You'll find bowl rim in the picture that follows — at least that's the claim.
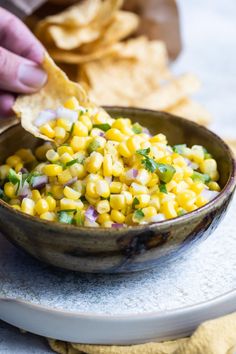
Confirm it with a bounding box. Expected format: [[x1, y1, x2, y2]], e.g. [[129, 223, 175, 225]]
[[0, 107, 235, 233]]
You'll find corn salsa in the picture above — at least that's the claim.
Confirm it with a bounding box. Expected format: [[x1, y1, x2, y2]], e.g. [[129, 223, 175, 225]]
[[0, 97, 221, 228]]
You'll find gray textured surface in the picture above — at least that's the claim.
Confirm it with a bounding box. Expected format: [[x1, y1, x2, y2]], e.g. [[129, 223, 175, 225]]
[[1, 194, 236, 314], [1, 0, 236, 352]]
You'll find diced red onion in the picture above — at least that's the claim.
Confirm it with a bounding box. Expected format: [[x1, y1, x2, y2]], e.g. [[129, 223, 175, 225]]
[[112, 223, 124, 228], [31, 175, 48, 190], [34, 110, 56, 127], [20, 167, 28, 174], [56, 107, 78, 122], [64, 177, 78, 186], [150, 214, 166, 222], [166, 146, 173, 154], [99, 131, 105, 137], [126, 168, 138, 180], [18, 182, 31, 200], [201, 189, 220, 201], [85, 206, 98, 222]]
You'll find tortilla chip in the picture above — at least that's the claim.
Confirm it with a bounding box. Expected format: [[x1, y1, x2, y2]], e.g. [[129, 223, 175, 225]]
[[167, 99, 212, 126], [79, 11, 139, 54], [78, 38, 171, 106], [138, 74, 200, 111], [13, 54, 94, 141]]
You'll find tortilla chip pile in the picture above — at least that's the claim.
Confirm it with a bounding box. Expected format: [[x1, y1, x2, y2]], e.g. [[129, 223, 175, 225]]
[[35, 0, 211, 126]]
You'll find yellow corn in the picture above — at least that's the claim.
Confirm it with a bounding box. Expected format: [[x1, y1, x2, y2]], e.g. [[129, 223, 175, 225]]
[[69, 163, 86, 178], [126, 136, 141, 153], [31, 190, 41, 202], [161, 201, 177, 219], [97, 213, 111, 224], [70, 136, 91, 152], [80, 114, 92, 130], [58, 169, 73, 184], [12, 205, 21, 211], [86, 152, 103, 173], [118, 142, 132, 158], [195, 195, 208, 207], [54, 126, 66, 140], [134, 194, 150, 208], [142, 206, 157, 219], [35, 199, 49, 215], [39, 124, 55, 139], [4, 182, 16, 198], [60, 153, 73, 164], [112, 161, 124, 177], [103, 154, 113, 176], [16, 149, 35, 163], [57, 146, 74, 156], [110, 181, 122, 194], [73, 121, 88, 137], [50, 185, 64, 199], [95, 180, 110, 198], [110, 194, 126, 210], [57, 118, 72, 131], [40, 212, 56, 221], [177, 190, 196, 211], [60, 198, 76, 210], [6, 155, 21, 168], [121, 191, 133, 205], [96, 200, 110, 214], [21, 198, 35, 216], [208, 181, 221, 191], [105, 128, 125, 142], [46, 150, 59, 163], [63, 186, 81, 200], [64, 96, 80, 110], [200, 159, 219, 181], [129, 182, 149, 195], [46, 195, 56, 211], [35, 143, 52, 160], [0, 165, 10, 179], [86, 181, 99, 198], [43, 164, 63, 177], [111, 210, 125, 223]]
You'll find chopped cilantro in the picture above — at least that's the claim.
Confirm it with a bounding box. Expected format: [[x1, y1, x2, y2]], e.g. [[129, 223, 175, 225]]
[[137, 148, 150, 156], [8, 169, 20, 185], [177, 209, 186, 216], [191, 171, 211, 183], [93, 123, 111, 132], [132, 197, 139, 208], [134, 209, 144, 220], [75, 210, 84, 226], [159, 183, 168, 194], [57, 210, 76, 224], [132, 123, 142, 134], [66, 158, 79, 167], [141, 156, 159, 173], [70, 122, 75, 135]]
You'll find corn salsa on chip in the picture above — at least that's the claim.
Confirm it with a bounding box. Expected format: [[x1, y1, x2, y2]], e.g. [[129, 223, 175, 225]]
[[2, 96, 220, 228]]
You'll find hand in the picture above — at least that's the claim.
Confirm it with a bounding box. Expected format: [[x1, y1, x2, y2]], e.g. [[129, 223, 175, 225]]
[[0, 7, 47, 117]]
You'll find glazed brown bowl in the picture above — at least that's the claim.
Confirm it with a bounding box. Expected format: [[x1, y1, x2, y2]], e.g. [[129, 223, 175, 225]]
[[0, 108, 235, 273]]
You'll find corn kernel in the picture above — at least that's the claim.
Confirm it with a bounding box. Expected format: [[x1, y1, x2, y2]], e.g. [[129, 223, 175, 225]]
[[200, 159, 219, 181], [40, 212, 56, 221], [35, 143, 52, 160], [142, 206, 157, 219], [31, 190, 41, 202], [97, 213, 111, 224], [69, 163, 86, 178], [12, 205, 21, 211], [4, 182, 16, 198], [103, 154, 113, 177], [35, 199, 49, 215], [63, 186, 81, 200], [60, 198, 76, 210], [134, 194, 150, 208], [118, 142, 132, 158], [190, 182, 205, 194], [58, 169, 73, 184], [70, 136, 91, 152], [86, 181, 99, 198], [16, 149, 35, 163], [111, 210, 125, 223], [64, 96, 80, 110], [95, 180, 110, 198], [55, 126, 66, 140], [129, 182, 149, 195], [80, 114, 92, 130], [0, 165, 10, 179], [57, 146, 74, 156], [121, 191, 133, 205], [46, 149, 59, 163], [96, 200, 110, 214], [110, 181, 122, 193], [57, 118, 72, 131], [51, 185, 64, 199], [39, 124, 55, 139], [149, 196, 161, 210], [86, 152, 103, 173], [177, 190, 196, 211], [112, 161, 123, 177], [105, 128, 125, 142], [150, 134, 167, 143], [161, 201, 177, 219], [110, 194, 126, 210], [136, 169, 150, 185], [60, 152, 73, 164], [6, 155, 21, 167], [43, 164, 63, 177], [195, 195, 208, 207], [102, 221, 113, 228], [208, 181, 221, 191], [73, 121, 88, 137], [21, 198, 35, 216], [46, 195, 56, 211], [126, 136, 141, 153]]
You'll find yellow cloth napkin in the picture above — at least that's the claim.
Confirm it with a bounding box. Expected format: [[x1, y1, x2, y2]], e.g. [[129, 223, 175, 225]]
[[49, 312, 236, 354]]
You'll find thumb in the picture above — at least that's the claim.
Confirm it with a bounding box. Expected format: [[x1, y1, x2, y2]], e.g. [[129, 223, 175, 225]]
[[0, 47, 47, 94]]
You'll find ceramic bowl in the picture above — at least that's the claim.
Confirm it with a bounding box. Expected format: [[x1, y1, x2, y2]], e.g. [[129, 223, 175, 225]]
[[0, 107, 235, 273]]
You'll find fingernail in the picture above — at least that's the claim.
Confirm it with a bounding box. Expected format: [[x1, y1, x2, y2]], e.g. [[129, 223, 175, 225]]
[[18, 64, 47, 89]]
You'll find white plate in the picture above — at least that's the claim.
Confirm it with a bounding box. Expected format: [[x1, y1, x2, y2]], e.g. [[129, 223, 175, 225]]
[[1, 196, 236, 344]]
